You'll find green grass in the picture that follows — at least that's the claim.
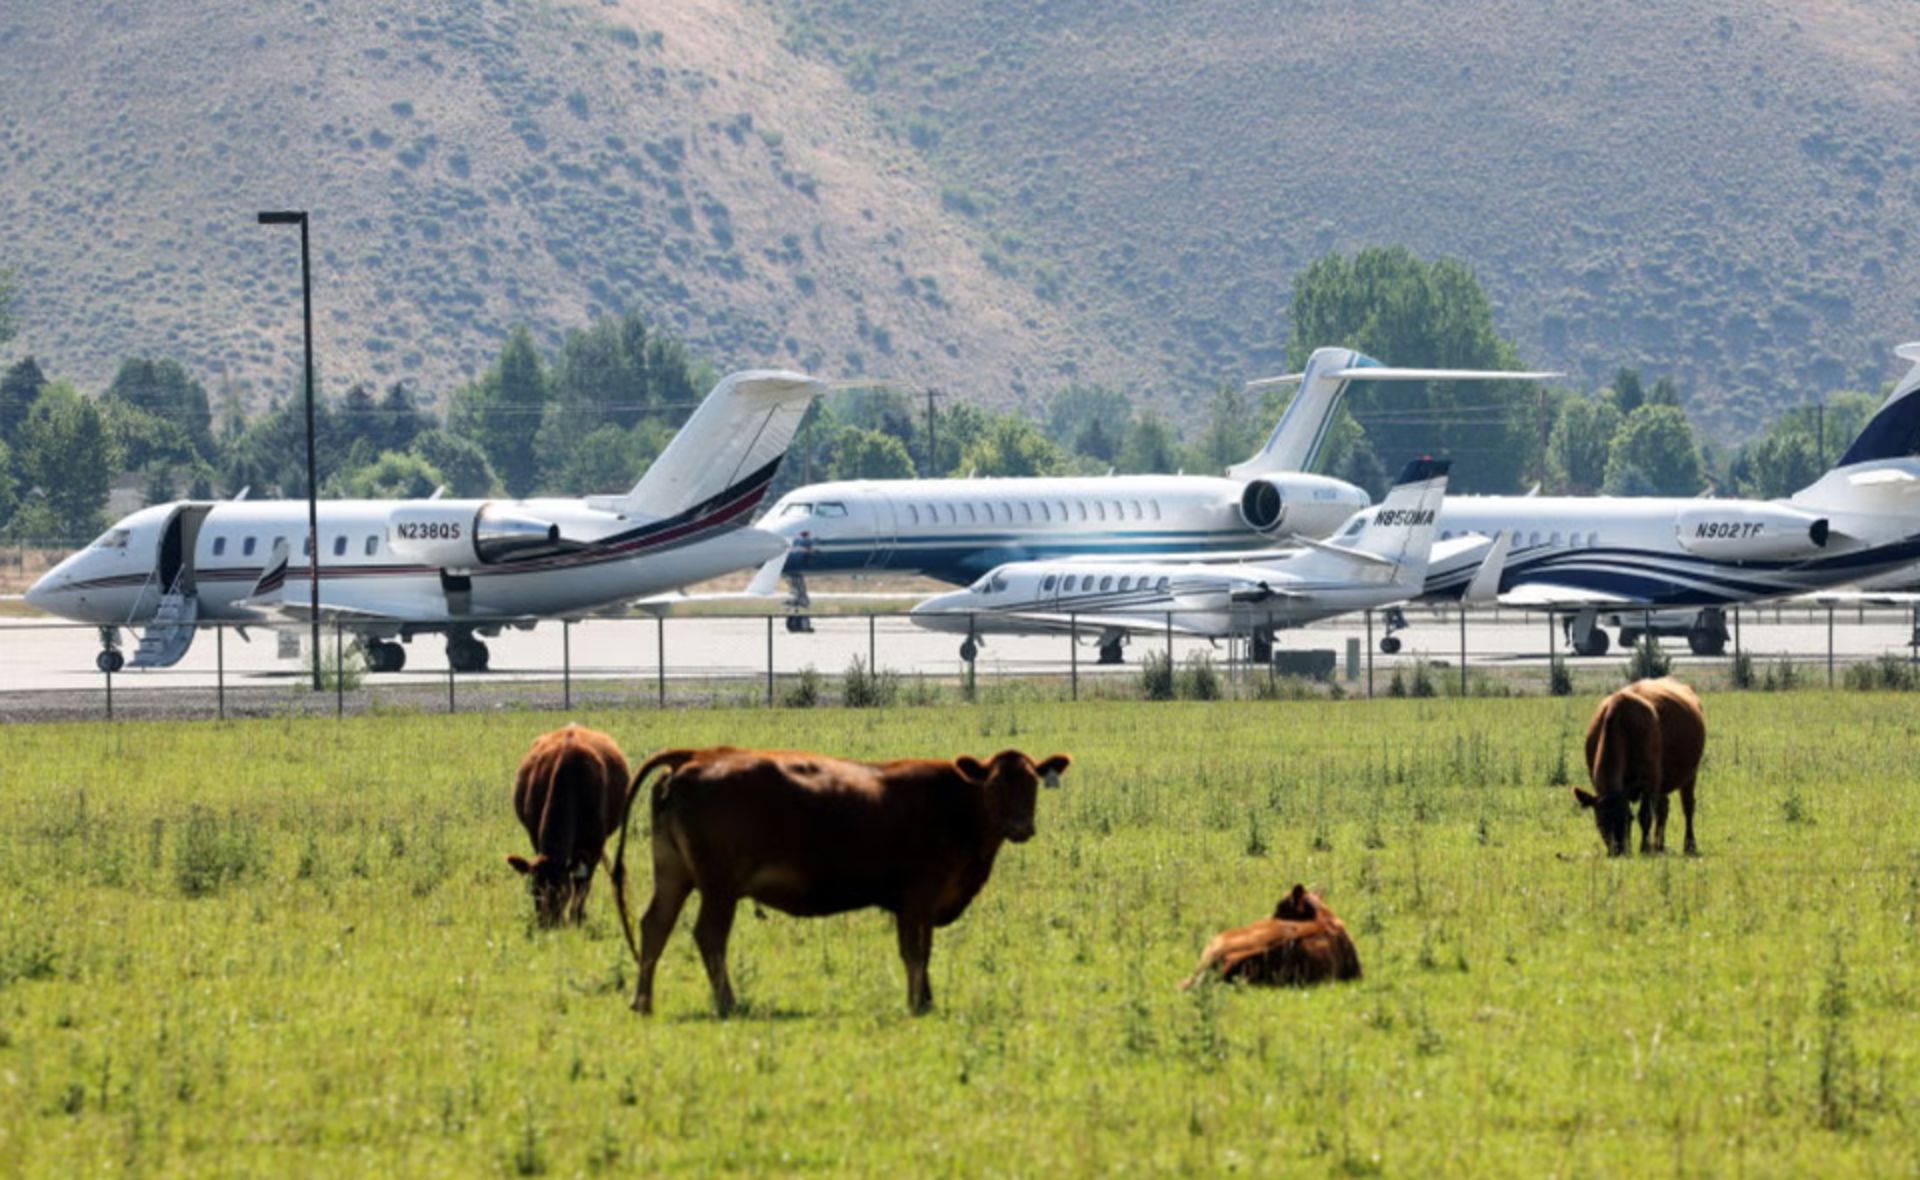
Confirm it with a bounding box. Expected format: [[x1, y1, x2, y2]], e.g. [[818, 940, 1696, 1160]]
[[1, 695, 1918, 1175]]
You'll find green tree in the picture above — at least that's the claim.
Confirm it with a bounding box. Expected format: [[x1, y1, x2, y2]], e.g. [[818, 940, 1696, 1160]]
[[929, 402, 992, 476], [104, 357, 214, 458], [550, 424, 640, 495], [0, 356, 46, 443], [1544, 395, 1623, 494], [16, 382, 120, 538], [1117, 410, 1184, 473], [1732, 431, 1820, 498], [1608, 368, 1646, 416], [957, 415, 1067, 477], [829, 426, 917, 480], [450, 326, 548, 495], [1045, 384, 1131, 463], [375, 382, 427, 455], [103, 399, 198, 471], [338, 451, 446, 499], [1603, 405, 1703, 496], [0, 438, 17, 530], [410, 429, 498, 497], [1196, 383, 1260, 472], [1286, 247, 1533, 491]]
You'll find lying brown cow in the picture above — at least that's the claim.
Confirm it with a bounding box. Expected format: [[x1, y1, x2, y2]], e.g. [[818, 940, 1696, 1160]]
[[614, 746, 1072, 1016], [1576, 676, 1705, 856], [507, 725, 631, 926], [1179, 885, 1362, 990]]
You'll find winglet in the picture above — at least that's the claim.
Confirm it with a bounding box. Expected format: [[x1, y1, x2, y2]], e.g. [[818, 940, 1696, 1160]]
[[1461, 531, 1512, 605]]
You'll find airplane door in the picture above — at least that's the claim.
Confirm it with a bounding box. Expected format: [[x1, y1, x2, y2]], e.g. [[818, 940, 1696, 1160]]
[[864, 492, 899, 570], [158, 505, 214, 595]]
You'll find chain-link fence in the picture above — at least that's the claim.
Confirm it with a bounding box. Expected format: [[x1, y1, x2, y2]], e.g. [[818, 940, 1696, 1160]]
[[3, 601, 1918, 722]]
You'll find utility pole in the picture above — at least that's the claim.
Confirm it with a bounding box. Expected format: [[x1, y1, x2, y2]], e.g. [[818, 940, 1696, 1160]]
[[925, 387, 946, 473]]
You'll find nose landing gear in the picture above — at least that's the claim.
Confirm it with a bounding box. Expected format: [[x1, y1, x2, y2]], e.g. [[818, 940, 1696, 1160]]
[[96, 627, 125, 673], [1379, 607, 1408, 654]]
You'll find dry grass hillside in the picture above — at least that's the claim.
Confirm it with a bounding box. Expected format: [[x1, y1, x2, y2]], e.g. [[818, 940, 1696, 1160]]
[[5, 2, 1919, 439], [786, 0, 1920, 438], [0, 1, 1134, 409]]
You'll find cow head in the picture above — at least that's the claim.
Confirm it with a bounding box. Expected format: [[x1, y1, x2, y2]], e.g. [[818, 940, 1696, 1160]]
[[957, 750, 1073, 843], [1272, 884, 1322, 922], [507, 853, 594, 926], [1572, 788, 1633, 857]]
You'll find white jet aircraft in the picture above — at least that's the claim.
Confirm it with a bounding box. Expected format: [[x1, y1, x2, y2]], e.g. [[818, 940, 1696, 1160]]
[[758, 349, 1556, 628], [26, 369, 828, 673], [910, 457, 1468, 663], [1383, 342, 1920, 656]]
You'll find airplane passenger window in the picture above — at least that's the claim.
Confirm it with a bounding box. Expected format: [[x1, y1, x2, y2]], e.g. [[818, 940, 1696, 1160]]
[[1131, 500, 1143, 519], [905, 505, 919, 526], [1093, 502, 1106, 522], [1000, 501, 1013, 521], [1111, 500, 1124, 520], [243, 537, 257, 557], [1057, 501, 1069, 521], [1157, 577, 1170, 592], [942, 504, 956, 524], [89, 528, 131, 550], [1441, 531, 1453, 541], [1020, 503, 1033, 522], [274, 537, 287, 556], [1042, 575, 1058, 592], [1063, 576, 1077, 592], [332, 536, 347, 557], [1528, 531, 1540, 546], [963, 504, 977, 524], [817, 503, 848, 518], [1099, 575, 1113, 591], [1150, 500, 1162, 521], [212, 537, 227, 557], [781, 503, 813, 517], [1550, 532, 1562, 547], [1587, 533, 1600, 547], [365, 535, 378, 556], [1118, 576, 1133, 592]]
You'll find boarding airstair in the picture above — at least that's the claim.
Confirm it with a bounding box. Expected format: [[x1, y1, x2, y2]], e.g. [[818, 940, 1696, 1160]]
[[130, 574, 200, 668]]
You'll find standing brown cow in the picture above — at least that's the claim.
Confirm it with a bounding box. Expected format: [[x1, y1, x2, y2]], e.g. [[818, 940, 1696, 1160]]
[[1576, 676, 1705, 856], [613, 746, 1072, 1016], [508, 725, 632, 926], [1179, 885, 1363, 990]]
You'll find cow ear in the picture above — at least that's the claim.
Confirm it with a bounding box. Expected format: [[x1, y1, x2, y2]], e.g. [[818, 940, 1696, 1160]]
[[507, 854, 535, 875], [955, 756, 988, 782], [1037, 754, 1072, 784], [1572, 788, 1598, 810]]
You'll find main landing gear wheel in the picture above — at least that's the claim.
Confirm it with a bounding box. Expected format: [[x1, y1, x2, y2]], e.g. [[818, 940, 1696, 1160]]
[[1378, 637, 1402, 655], [96, 650, 125, 673], [1250, 633, 1274, 664], [1574, 629, 1611, 657], [959, 638, 979, 663], [1097, 640, 1125, 665], [447, 635, 490, 673], [365, 640, 407, 673], [785, 615, 814, 634]]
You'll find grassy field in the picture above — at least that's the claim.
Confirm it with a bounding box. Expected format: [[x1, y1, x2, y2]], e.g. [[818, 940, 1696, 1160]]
[[1, 694, 1917, 1176]]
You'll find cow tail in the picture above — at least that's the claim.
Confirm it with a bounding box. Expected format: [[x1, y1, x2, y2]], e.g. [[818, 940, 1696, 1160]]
[[611, 749, 699, 968]]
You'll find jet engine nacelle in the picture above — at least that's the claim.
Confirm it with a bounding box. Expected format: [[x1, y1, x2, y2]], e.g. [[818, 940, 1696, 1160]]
[[387, 504, 566, 568], [1236, 473, 1370, 540], [1674, 504, 1831, 561]]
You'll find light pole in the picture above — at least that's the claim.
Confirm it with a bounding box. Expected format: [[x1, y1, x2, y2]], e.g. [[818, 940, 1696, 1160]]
[[256, 210, 323, 690]]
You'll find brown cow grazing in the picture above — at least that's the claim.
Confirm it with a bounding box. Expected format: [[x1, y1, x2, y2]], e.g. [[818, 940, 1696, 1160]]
[[613, 746, 1072, 1016], [1179, 885, 1363, 990], [1576, 676, 1705, 856], [507, 725, 632, 926]]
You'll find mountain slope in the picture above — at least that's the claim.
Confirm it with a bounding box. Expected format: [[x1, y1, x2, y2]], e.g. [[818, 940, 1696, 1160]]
[[785, 0, 1920, 438], [0, 0, 1129, 407]]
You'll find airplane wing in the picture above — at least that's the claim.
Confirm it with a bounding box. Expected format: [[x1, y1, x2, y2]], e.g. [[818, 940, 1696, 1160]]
[[1049, 548, 1304, 566], [1289, 534, 1398, 569], [959, 610, 1224, 638], [1495, 582, 1649, 609]]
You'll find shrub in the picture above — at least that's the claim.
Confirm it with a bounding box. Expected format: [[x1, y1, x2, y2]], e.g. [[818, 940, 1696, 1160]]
[[1624, 634, 1671, 682], [1842, 654, 1916, 692], [1387, 669, 1407, 698], [1178, 652, 1221, 700], [842, 655, 899, 707], [780, 665, 821, 708], [1409, 661, 1437, 698], [1548, 657, 1574, 697], [1138, 650, 1175, 701], [175, 807, 262, 897], [1730, 649, 1756, 689], [1762, 658, 1800, 692]]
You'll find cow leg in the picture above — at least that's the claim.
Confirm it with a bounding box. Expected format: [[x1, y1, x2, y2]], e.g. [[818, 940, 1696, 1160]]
[[632, 870, 693, 1015], [1679, 777, 1700, 856], [1636, 792, 1656, 855], [693, 893, 740, 1018], [896, 914, 935, 1014]]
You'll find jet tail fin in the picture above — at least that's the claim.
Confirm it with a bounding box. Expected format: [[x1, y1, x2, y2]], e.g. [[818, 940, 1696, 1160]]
[[1229, 349, 1560, 480], [621, 369, 828, 518], [1289, 458, 1450, 585]]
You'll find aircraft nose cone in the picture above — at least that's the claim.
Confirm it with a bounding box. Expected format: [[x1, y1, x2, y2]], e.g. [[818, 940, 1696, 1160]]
[[23, 570, 58, 612]]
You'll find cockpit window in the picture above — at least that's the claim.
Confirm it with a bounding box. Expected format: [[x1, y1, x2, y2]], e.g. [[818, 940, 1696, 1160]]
[[89, 528, 131, 550], [816, 502, 848, 518], [991, 573, 1009, 593], [780, 502, 813, 518], [1343, 517, 1367, 537]]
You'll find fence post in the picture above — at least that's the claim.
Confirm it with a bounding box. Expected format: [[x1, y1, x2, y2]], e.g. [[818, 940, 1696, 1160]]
[[656, 614, 666, 708], [766, 615, 775, 707], [1732, 607, 1741, 661], [1458, 607, 1467, 696], [1165, 611, 1173, 670], [1070, 613, 1078, 701], [104, 662, 113, 722], [868, 614, 876, 674], [1827, 604, 1835, 687], [335, 622, 344, 718], [216, 624, 225, 721], [447, 655, 456, 715], [562, 620, 572, 711], [1365, 609, 1374, 699]]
